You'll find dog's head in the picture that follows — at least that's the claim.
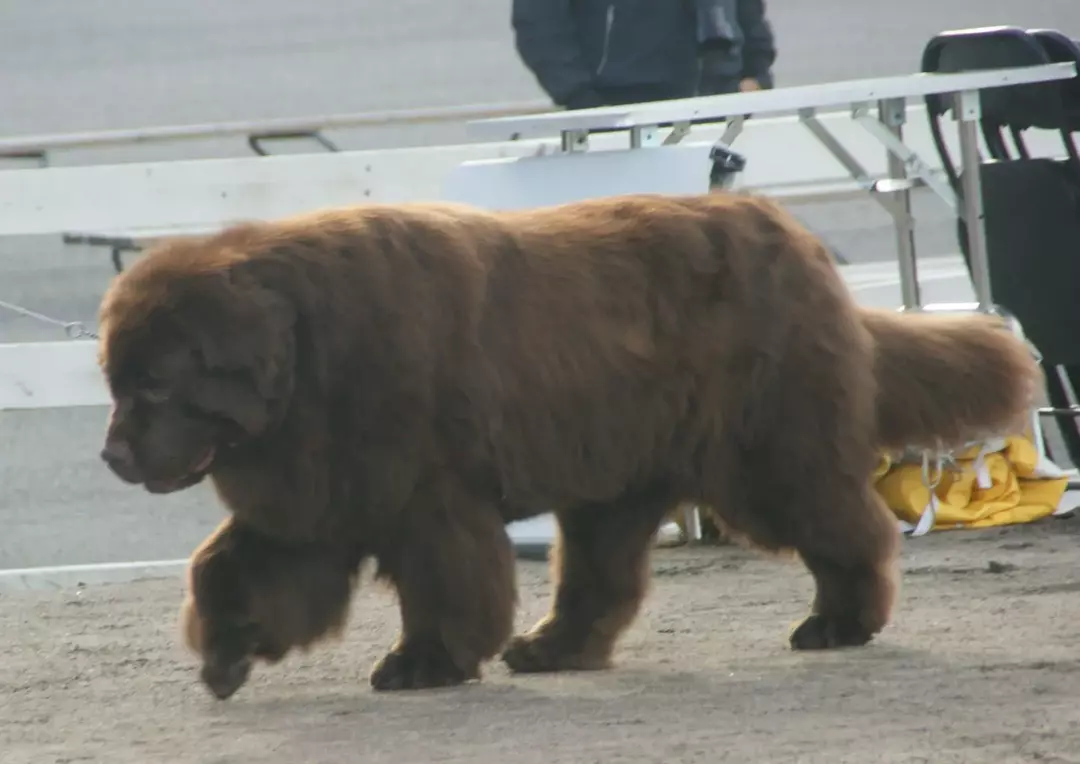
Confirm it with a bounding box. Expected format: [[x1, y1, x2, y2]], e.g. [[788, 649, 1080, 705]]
[[181, 520, 358, 700], [97, 233, 297, 494]]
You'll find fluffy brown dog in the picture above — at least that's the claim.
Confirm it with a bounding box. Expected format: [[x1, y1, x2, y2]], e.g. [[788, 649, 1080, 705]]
[[97, 192, 1040, 700]]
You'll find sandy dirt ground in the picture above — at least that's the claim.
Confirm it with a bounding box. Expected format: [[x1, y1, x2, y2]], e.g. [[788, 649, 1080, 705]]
[[3, 515, 1080, 764]]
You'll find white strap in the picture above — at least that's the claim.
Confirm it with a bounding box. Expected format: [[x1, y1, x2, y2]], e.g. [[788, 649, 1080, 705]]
[[911, 494, 939, 536]]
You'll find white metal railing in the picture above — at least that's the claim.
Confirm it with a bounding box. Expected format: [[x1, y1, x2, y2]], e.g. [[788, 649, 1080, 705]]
[[0, 100, 553, 161]]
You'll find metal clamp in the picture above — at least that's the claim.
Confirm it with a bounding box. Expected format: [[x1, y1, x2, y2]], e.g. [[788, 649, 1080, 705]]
[[247, 130, 340, 156]]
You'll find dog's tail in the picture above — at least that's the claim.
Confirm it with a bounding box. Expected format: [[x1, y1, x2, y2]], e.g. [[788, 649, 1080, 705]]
[[861, 307, 1043, 452]]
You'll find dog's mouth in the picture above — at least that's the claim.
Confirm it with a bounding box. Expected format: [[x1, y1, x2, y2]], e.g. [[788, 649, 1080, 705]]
[[144, 447, 217, 494]]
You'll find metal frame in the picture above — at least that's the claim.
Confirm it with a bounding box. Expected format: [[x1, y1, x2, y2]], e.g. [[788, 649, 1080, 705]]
[[467, 62, 1076, 316]]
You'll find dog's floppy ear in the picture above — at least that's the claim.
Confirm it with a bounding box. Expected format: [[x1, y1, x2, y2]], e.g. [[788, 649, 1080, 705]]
[[182, 265, 297, 437], [201, 270, 296, 398]]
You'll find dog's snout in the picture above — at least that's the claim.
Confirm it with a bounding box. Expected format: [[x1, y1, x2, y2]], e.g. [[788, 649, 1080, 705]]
[[101, 437, 145, 484], [101, 438, 133, 467]]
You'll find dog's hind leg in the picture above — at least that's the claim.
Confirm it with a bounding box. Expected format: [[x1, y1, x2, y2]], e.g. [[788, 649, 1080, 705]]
[[786, 478, 900, 650], [707, 356, 901, 651], [705, 440, 900, 651], [500, 485, 673, 674], [693, 303, 902, 650]]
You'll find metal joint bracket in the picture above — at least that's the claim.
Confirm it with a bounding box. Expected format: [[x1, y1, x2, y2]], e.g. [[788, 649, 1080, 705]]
[[850, 101, 873, 120], [797, 106, 914, 221], [0, 149, 49, 169], [855, 113, 958, 211], [662, 120, 693, 146], [560, 129, 590, 153], [952, 88, 982, 122], [798, 107, 877, 194], [878, 97, 907, 129], [247, 130, 339, 156], [629, 124, 661, 149], [719, 116, 746, 146]]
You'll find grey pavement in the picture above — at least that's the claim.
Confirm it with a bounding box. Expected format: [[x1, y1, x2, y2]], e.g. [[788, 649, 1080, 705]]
[[1, 1, 1078, 570]]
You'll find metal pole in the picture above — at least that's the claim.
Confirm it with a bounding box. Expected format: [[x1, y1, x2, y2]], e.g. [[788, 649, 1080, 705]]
[[954, 89, 993, 311], [879, 98, 921, 310]]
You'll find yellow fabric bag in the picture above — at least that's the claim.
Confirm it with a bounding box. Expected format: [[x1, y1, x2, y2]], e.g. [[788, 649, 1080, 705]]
[[873, 435, 1075, 535]]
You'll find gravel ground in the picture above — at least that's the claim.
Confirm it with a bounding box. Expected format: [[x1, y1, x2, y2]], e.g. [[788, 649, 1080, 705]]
[[4, 515, 1080, 764]]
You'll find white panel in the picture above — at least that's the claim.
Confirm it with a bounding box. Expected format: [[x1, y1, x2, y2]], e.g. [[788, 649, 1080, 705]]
[[505, 515, 559, 556], [0, 142, 550, 237], [443, 142, 715, 210], [0, 340, 109, 410]]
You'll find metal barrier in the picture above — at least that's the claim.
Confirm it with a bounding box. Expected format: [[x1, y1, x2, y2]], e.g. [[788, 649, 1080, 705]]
[[0, 100, 552, 158]]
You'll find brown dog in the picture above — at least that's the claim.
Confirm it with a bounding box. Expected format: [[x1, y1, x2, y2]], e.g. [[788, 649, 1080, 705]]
[[96, 192, 1040, 699]]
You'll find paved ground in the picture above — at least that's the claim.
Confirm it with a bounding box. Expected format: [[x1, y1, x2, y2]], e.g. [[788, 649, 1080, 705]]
[[0, 4, 1078, 567], [4, 516, 1080, 763]]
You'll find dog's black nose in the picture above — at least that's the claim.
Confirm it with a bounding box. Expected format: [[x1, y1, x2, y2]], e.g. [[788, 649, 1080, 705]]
[[100, 439, 134, 470]]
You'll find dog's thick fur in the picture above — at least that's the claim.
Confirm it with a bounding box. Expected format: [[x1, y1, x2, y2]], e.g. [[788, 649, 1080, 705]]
[[97, 192, 1041, 699]]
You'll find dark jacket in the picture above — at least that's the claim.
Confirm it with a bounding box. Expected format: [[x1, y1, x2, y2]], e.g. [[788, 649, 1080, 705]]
[[511, 0, 777, 110], [698, 0, 777, 94]]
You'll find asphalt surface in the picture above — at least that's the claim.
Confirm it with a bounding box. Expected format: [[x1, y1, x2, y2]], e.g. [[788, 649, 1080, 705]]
[[1, 1, 1078, 570]]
